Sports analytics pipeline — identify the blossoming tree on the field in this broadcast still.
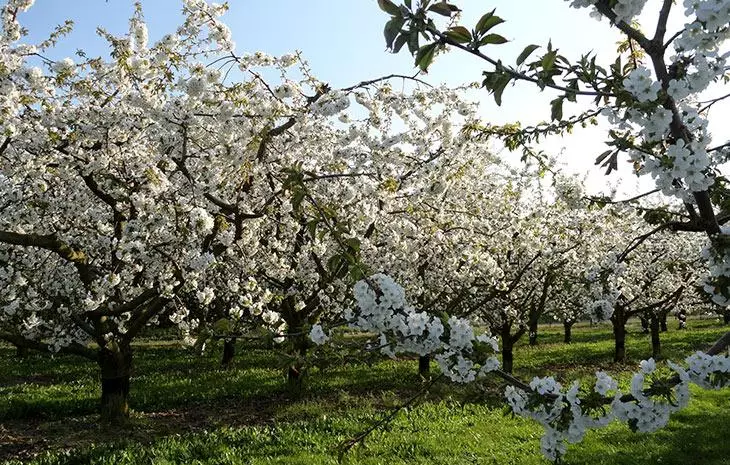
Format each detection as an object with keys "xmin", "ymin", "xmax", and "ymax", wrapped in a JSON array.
[{"xmin": 0, "ymin": 0, "xmax": 364, "ymax": 421}]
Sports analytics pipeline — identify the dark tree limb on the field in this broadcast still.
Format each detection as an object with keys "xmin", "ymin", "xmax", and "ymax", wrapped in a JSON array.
[
  {"xmin": 0, "ymin": 230, "xmax": 96, "ymax": 286},
  {"xmin": 0, "ymin": 331, "xmax": 96, "ymax": 360}
]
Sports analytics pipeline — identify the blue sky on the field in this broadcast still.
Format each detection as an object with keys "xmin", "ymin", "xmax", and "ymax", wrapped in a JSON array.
[
  {"xmin": 20, "ymin": 0, "xmax": 623, "ymax": 119},
  {"xmin": 16, "ymin": 1, "xmax": 728, "ymax": 196}
]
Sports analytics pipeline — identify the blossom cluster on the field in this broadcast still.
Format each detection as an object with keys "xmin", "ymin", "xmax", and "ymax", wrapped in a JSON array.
[
  {"xmin": 312, "ymin": 274, "xmax": 501, "ymax": 384},
  {"xmin": 567, "ymin": 0, "xmax": 648, "ymax": 23},
  {"xmin": 506, "ymin": 350, "xmax": 730, "ymax": 461}
]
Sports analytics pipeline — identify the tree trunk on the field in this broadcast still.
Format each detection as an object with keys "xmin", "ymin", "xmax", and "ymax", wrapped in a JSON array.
[
  {"xmin": 286, "ymin": 326, "xmax": 309, "ymax": 391},
  {"xmin": 677, "ymin": 309, "xmax": 687, "ymax": 330},
  {"xmin": 418, "ymin": 354, "xmax": 430, "ymax": 377},
  {"xmin": 611, "ymin": 316, "xmax": 626, "ymax": 363},
  {"xmin": 563, "ymin": 320, "xmax": 573, "ymax": 344},
  {"xmin": 528, "ymin": 319, "xmax": 539, "ymax": 346},
  {"xmin": 221, "ymin": 337, "xmax": 236, "ymax": 368},
  {"xmin": 650, "ymin": 315, "xmax": 661, "ymax": 359},
  {"xmin": 98, "ymin": 343, "xmax": 132, "ymax": 424},
  {"xmin": 660, "ymin": 313, "xmax": 668, "ymax": 332},
  {"xmin": 639, "ymin": 315, "xmax": 650, "ymax": 334},
  {"xmin": 723, "ymin": 309, "xmax": 730, "ymax": 325},
  {"xmin": 500, "ymin": 327, "xmax": 515, "ymax": 374}
]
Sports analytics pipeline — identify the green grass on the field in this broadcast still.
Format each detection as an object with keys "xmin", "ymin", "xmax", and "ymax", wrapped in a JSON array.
[{"xmin": 1, "ymin": 319, "xmax": 729, "ymax": 465}]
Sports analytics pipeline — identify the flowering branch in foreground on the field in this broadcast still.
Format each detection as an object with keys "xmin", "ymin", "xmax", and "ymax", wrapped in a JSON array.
[{"xmin": 312, "ymin": 274, "xmax": 730, "ymax": 462}]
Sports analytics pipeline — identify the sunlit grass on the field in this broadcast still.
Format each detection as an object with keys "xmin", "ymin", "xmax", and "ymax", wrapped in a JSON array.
[{"xmin": 1, "ymin": 318, "xmax": 728, "ymax": 464}]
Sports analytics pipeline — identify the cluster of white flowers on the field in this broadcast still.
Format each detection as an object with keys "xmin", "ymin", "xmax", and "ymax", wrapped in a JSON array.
[
  {"xmin": 130, "ymin": 17, "xmax": 148, "ymax": 51},
  {"xmin": 505, "ymin": 353, "xmax": 718, "ymax": 461},
  {"xmin": 309, "ymin": 324, "xmax": 329, "ymax": 345},
  {"xmin": 502, "ymin": 346, "xmax": 730, "ymax": 461},
  {"xmin": 189, "ymin": 207, "xmax": 215, "ymax": 234},
  {"xmin": 582, "ymin": 251, "xmax": 628, "ymax": 321},
  {"xmin": 685, "ymin": 351, "xmax": 730, "ymax": 388},
  {"xmin": 701, "ymin": 239, "xmax": 730, "ymax": 305},
  {"xmin": 623, "ymin": 67, "xmax": 660, "ymax": 103},
  {"xmin": 196, "ymin": 286, "xmax": 215, "ymax": 306},
  {"xmin": 311, "ymin": 91, "xmax": 350, "ymax": 117},
  {"xmin": 341, "ymin": 274, "xmax": 499, "ymax": 383},
  {"xmin": 612, "ymin": 0, "xmax": 648, "ymax": 23},
  {"xmin": 553, "ymin": 174, "xmax": 585, "ymax": 209},
  {"xmin": 52, "ymin": 57, "xmax": 75, "ymax": 76},
  {"xmin": 274, "ymin": 82, "xmax": 297, "ymax": 99},
  {"xmin": 567, "ymin": 0, "xmax": 647, "ymax": 23}
]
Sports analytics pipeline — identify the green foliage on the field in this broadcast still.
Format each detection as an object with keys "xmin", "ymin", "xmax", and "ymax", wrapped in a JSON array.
[
  {"xmin": 415, "ymin": 43, "xmax": 439, "ymax": 72},
  {"xmin": 516, "ymin": 45, "xmax": 540, "ymax": 66},
  {"xmin": 475, "ymin": 10, "xmax": 504, "ymax": 37}
]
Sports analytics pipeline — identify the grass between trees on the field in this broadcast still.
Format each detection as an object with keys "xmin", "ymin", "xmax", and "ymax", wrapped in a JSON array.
[{"xmin": 1, "ymin": 319, "xmax": 729, "ymax": 465}]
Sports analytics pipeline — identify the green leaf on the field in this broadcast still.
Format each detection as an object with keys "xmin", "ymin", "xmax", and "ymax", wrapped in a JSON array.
[
  {"xmin": 594, "ymin": 150, "xmax": 613, "ymax": 165},
  {"xmin": 346, "ymin": 237, "xmax": 361, "ymax": 253},
  {"xmin": 478, "ymin": 33, "xmax": 508, "ymax": 46},
  {"xmin": 550, "ymin": 97, "xmax": 564, "ymax": 121},
  {"xmin": 565, "ymin": 79, "xmax": 578, "ymax": 103},
  {"xmin": 378, "ymin": 0, "xmax": 401, "ymax": 16},
  {"xmin": 327, "ymin": 254, "xmax": 345, "ymax": 275},
  {"xmin": 475, "ymin": 11, "xmax": 504, "ymax": 36},
  {"xmin": 415, "ymin": 43, "xmax": 438, "ymax": 72},
  {"xmin": 350, "ymin": 265, "xmax": 365, "ymax": 282},
  {"xmin": 541, "ymin": 50, "xmax": 557, "ymax": 71},
  {"xmin": 516, "ymin": 44, "xmax": 539, "ymax": 66},
  {"xmin": 428, "ymin": 2, "xmax": 460, "ymax": 17},
  {"xmin": 445, "ymin": 26, "xmax": 472, "ymax": 44},
  {"xmin": 482, "ymin": 70, "xmax": 511, "ymax": 106},
  {"xmin": 393, "ymin": 33, "xmax": 409, "ymax": 53},
  {"xmin": 306, "ymin": 219, "xmax": 319, "ymax": 239},
  {"xmin": 291, "ymin": 189, "xmax": 305, "ymax": 211},
  {"xmin": 384, "ymin": 16, "xmax": 405, "ymax": 50},
  {"xmin": 407, "ymin": 30, "xmax": 420, "ymax": 54}
]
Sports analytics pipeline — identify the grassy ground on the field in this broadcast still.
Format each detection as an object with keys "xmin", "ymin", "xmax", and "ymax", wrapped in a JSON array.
[{"xmin": 1, "ymin": 319, "xmax": 729, "ymax": 464}]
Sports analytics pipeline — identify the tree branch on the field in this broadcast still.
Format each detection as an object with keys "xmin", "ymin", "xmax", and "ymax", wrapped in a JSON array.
[
  {"xmin": 0, "ymin": 331, "xmax": 96, "ymax": 360},
  {"xmin": 427, "ymin": 27, "xmax": 611, "ymax": 97},
  {"xmin": 0, "ymin": 230, "xmax": 96, "ymax": 286}
]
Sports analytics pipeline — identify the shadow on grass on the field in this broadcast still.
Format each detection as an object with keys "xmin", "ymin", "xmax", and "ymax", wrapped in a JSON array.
[{"xmin": 564, "ymin": 388, "xmax": 730, "ymax": 465}]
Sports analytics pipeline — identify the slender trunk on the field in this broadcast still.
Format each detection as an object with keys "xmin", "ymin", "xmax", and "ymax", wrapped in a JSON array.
[
  {"xmin": 286, "ymin": 326, "xmax": 309, "ymax": 391},
  {"xmin": 677, "ymin": 310, "xmax": 687, "ymax": 330},
  {"xmin": 660, "ymin": 313, "xmax": 668, "ymax": 332},
  {"xmin": 563, "ymin": 320, "xmax": 573, "ymax": 344},
  {"xmin": 500, "ymin": 326, "xmax": 514, "ymax": 374},
  {"xmin": 611, "ymin": 316, "xmax": 626, "ymax": 363},
  {"xmin": 98, "ymin": 343, "xmax": 132, "ymax": 424},
  {"xmin": 528, "ymin": 319, "xmax": 539, "ymax": 346},
  {"xmin": 639, "ymin": 316, "xmax": 650, "ymax": 334},
  {"xmin": 221, "ymin": 337, "xmax": 236, "ymax": 369},
  {"xmin": 418, "ymin": 354, "xmax": 430, "ymax": 377},
  {"xmin": 723, "ymin": 310, "xmax": 730, "ymax": 325},
  {"xmin": 650, "ymin": 315, "xmax": 662, "ymax": 359}
]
